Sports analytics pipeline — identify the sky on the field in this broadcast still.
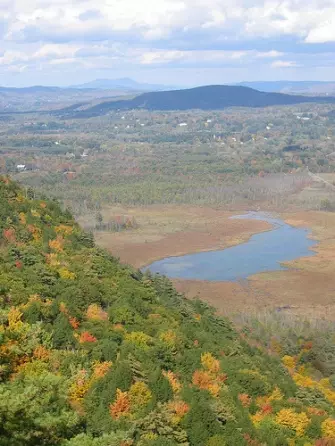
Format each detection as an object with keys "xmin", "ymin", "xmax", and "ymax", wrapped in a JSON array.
[{"xmin": 0, "ymin": 0, "xmax": 335, "ymax": 87}]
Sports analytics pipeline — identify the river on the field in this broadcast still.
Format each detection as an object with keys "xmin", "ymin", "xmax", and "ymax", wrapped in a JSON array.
[{"xmin": 144, "ymin": 212, "xmax": 317, "ymax": 281}]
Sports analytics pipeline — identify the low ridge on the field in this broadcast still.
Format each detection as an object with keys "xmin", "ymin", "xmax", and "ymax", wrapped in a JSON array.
[{"xmin": 66, "ymin": 85, "xmax": 335, "ymax": 118}]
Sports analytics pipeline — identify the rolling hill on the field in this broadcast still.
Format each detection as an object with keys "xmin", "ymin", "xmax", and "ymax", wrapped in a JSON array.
[
  {"xmin": 0, "ymin": 176, "xmax": 334, "ymax": 445},
  {"xmin": 67, "ymin": 85, "xmax": 335, "ymax": 117}
]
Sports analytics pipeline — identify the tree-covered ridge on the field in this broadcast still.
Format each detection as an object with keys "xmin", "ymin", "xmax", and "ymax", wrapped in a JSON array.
[
  {"xmin": 0, "ymin": 176, "xmax": 334, "ymax": 446},
  {"xmin": 66, "ymin": 85, "xmax": 335, "ymax": 117}
]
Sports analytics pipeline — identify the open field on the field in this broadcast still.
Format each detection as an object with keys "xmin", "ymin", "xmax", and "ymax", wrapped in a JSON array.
[{"xmin": 91, "ymin": 204, "xmax": 335, "ymax": 320}]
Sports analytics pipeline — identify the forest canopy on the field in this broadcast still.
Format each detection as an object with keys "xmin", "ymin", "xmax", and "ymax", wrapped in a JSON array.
[{"xmin": 0, "ymin": 176, "xmax": 334, "ymax": 445}]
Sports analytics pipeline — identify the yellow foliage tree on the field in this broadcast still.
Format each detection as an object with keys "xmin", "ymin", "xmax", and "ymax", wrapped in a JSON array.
[
  {"xmin": 321, "ymin": 418, "xmax": 335, "ymax": 438},
  {"xmin": 55, "ymin": 224, "xmax": 73, "ymax": 235},
  {"xmin": 276, "ymin": 409, "xmax": 310, "ymax": 437},
  {"xmin": 92, "ymin": 361, "xmax": 112, "ymax": 379},
  {"xmin": 293, "ymin": 373, "xmax": 314, "ymax": 388},
  {"xmin": 129, "ymin": 381, "xmax": 152, "ymax": 408},
  {"xmin": 86, "ymin": 304, "xmax": 108, "ymax": 321},
  {"xmin": 268, "ymin": 387, "xmax": 283, "ymax": 402},
  {"xmin": 125, "ymin": 331, "xmax": 152, "ymax": 349},
  {"xmin": 159, "ymin": 330, "xmax": 177, "ymax": 348},
  {"xmin": 46, "ymin": 253, "xmax": 61, "ymax": 267},
  {"xmin": 31, "ymin": 209, "xmax": 40, "ymax": 218},
  {"xmin": 250, "ymin": 411, "xmax": 267, "ymax": 426},
  {"xmin": 58, "ymin": 267, "xmax": 76, "ymax": 280},
  {"xmin": 282, "ymin": 355, "xmax": 296, "ymax": 370},
  {"xmin": 201, "ymin": 352, "xmax": 220, "ymax": 374},
  {"xmin": 19, "ymin": 212, "xmax": 26, "ymax": 225},
  {"xmin": 68, "ymin": 370, "xmax": 91, "ymax": 410},
  {"xmin": 162, "ymin": 370, "xmax": 181, "ymax": 393},
  {"xmin": 7, "ymin": 307, "xmax": 24, "ymax": 331}
]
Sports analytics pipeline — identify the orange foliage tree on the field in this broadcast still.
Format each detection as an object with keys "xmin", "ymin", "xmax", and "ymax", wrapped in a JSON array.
[
  {"xmin": 79, "ymin": 331, "xmax": 97, "ymax": 343},
  {"xmin": 109, "ymin": 389, "xmax": 131, "ymax": 420}
]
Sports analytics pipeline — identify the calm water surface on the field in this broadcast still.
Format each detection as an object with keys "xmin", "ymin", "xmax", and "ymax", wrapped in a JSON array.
[{"xmin": 144, "ymin": 212, "xmax": 317, "ymax": 281}]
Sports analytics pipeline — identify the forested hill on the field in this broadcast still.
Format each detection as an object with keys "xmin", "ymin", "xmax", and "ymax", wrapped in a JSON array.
[
  {"xmin": 0, "ymin": 176, "xmax": 335, "ymax": 445},
  {"xmin": 68, "ymin": 85, "xmax": 335, "ymax": 117}
]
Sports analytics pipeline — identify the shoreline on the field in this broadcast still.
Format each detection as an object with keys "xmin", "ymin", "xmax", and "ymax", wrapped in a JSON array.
[
  {"xmin": 141, "ymin": 212, "xmax": 318, "ymax": 272},
  {"xmin": 138, "ymin": 219, "xmax": 274, "ymax": 270},
  {"xmin": 94, "ymin": 206, "xmax": 271, "ymax": 269},
  {"xmin": 173, "ymin": 211, "xmax": 335, "ymax": 320},
  {"xmin": 93, "ymin": 206, "xmax": 335, "ymax": 320}
]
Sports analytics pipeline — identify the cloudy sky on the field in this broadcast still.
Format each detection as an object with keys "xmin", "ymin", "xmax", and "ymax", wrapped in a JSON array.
[{"xmin": 1, "ymin": 0, "xmax": 335, "ymax": 87}]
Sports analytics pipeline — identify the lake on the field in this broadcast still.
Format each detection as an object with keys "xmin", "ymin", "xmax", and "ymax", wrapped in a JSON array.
[{"xmin": 144, "ymin": 212, "xmax": 317, "ymax": 281}]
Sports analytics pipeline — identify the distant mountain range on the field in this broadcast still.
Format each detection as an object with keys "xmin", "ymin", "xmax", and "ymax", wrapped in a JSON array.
[
  {"xmin": 2, "ymin": 83, "xmax": 335, "ymax": 116},
  {"xmin": 0, "ymin": 78, "xmax": 176, "ymax": 95},
  {"xmin": 64, "ymin": 85, "xmax": 335, "ymax": 117},
  {"xmin": 2, "ymin": 80, "xmax": 335, "ymax": 96},
  {"xmin": 70, "ymin": 77, "xmax": 176, "ymax": 91},
  {"xmin": 0, "ymin": 86, "xmax": 63, "ymax": 94},
  {"xmin": 236, "ymin": 81, "xmax": 335, "ymax": 95}
]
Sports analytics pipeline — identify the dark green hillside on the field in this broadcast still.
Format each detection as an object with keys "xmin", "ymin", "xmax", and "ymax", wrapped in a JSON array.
[
  {"xmin": 0, "ymin": 177, "xmax": 334, "ymax": 445},
  {"xmin": 68, "ymin": 85, "xmax": 335, "ymax": 117}
]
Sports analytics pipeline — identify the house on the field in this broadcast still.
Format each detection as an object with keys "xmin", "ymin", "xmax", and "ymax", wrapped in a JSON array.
[
  {"xmin": 16, "ymin": 164, "xmax": 26, "ymax": 172},
  {"xmin": 179, "ymin": 122, "xmax": 187, "ymax": 127}
]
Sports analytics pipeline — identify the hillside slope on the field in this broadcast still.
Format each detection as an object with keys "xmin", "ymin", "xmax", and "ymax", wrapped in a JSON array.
[
  {"xmin": 67, "ymin": 85, "xmax": 335, "ymax": 117},
  {"xmin": 0, "ymin": 177, "xmax": 334, "ymax": 446}
]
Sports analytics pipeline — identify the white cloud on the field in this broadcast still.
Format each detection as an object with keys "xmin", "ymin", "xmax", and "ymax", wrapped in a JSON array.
[
  {"xmin": 271, "ymin": 60, "xmax": 300, "ymax": 68},
  {"xmin": 256, "ymin": 51, "xmax": 284, "ymax": 59},
  {"xmin": 140, "ymin": 50, "xmax": 185, "ymax": 65},
  {"xmin": 305, "ymin": 16, "xmax": 335, "ymax": 43},
  {"xmin": 2, "ymin": 0, "xmax": 335, "ymax": 44},
  {"xmin": 0, "ymin": 0, "xmax": 335, "ymax": 84},
  {"xmin": 139, "ymin": 49, "xmax": 283, "ymax": 65}
]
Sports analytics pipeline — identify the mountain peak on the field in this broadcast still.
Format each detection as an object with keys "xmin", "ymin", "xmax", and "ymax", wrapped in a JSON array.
[{"xmin": 71, "ymin": 78, "xmax": 176, "ymax": 91}]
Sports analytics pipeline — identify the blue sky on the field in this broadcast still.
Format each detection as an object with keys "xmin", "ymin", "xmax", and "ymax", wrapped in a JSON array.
[{"xmin": 0, "ymin": 0, "xmax": 335, "ymax": 87}]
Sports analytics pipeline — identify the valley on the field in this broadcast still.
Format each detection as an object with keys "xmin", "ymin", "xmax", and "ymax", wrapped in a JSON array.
[
  {"xmin": 2, "ymin": 0, "xmax": 335, "ymax": 442},
  {"xmin": 2, "ymin": 93, "xmax": 335, "ymax": 321},
  {"xmin": 1, "ymin": 84, "xmax": 335, "ymax": 445}
]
